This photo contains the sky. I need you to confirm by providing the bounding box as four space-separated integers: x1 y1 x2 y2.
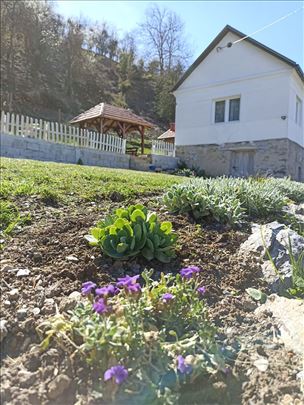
54 1 304 69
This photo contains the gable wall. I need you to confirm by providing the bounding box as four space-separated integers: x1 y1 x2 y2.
174 32 301 147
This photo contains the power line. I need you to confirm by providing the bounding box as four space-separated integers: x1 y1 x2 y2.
217 6 304 51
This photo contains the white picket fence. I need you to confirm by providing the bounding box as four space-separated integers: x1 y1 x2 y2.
0 111 126 154
152 140 175 157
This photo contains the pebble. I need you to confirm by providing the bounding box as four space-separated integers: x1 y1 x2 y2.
47 374 71 399
17 308 28 320
16 268 31 277
253 357 269 372
32 307 41 316
66 255 79 262
8 289 19 300
3 300 11 308
33 252 43 262
0 319 8 342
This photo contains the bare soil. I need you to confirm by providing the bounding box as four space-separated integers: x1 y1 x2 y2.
1 197 303 404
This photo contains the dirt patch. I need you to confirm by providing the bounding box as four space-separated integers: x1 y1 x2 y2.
1 198 303 404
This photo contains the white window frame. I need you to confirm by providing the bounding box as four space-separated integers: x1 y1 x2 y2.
295 96 302 126
213 95 241 124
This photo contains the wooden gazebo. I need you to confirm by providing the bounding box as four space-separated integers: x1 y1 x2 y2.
69 103 154 154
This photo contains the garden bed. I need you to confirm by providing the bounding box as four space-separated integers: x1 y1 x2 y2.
0 158 303 404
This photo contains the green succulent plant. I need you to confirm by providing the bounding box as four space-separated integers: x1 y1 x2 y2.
86 204 177 263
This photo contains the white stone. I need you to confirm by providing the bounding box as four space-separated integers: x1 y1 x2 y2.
255 295 304 355
66 255 79 262
16 268 31 277
0 320 8 342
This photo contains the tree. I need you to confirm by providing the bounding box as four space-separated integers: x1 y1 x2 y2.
139 4 190 73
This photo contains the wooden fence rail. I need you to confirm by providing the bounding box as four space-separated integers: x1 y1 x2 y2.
0 111 126 154
152 140 175 157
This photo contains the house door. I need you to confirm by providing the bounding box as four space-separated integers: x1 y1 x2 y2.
230 151 254 177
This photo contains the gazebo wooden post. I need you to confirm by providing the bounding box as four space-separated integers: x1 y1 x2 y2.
139 126 145 155
100 117 103 134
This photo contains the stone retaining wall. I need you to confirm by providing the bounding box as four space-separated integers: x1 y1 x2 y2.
151 154 179 170
0 133 130 169
176 138 303 181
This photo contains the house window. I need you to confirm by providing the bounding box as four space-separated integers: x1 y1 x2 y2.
214 97 240 123
295 96 302 126
229 98 240 121
215 100 225 123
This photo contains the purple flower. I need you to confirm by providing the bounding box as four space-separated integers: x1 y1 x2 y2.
177 355 192 375
81 281 96 295
96 285 119 297
161 293 174 303
104 365 128 384
117 275 141 294
180 266 201 279
125 283 141 294
117 275 139 287
197 286 206 295
93 298 111 314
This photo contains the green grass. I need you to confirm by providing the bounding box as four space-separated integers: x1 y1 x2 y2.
0 158 182 203
0 157 182 240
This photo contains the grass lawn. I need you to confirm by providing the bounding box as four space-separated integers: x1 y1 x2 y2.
0 157 183 236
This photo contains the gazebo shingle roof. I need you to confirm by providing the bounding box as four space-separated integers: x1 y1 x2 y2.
158 129 175 140
70 103 154 128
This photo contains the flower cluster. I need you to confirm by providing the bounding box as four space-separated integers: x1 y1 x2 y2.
77 266 211 390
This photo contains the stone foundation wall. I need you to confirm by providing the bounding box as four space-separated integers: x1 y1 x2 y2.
0 133 130 169
176 138 303 181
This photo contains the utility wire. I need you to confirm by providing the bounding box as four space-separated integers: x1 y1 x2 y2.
233 6 304 45
217 6 304 51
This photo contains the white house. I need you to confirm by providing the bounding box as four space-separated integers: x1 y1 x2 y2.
173 25 304 181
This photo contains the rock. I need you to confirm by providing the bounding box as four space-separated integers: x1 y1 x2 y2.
33 252 43 262
59 291 82 312
0 319 8 342
69 291 81 300
8 288 19 300
255 294 304 355
17 308 28 320
42 298 55 315
253 357 269 372
239 221 304 292
16 268 31 277
32 307 41 316
3 300 11 307
66 255 79 263
47 374 71 399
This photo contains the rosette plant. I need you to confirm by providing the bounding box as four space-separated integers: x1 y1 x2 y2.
86 204 177 263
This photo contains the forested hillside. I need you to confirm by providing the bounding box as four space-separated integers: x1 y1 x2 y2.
0 1 190 127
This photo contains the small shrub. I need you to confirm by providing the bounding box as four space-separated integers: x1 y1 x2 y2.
266 177 304 204
174 161 206 178
163 177 288 225
87 204 177 263
38 268 225 404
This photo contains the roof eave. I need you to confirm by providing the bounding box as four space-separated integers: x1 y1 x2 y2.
172 25 304 92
